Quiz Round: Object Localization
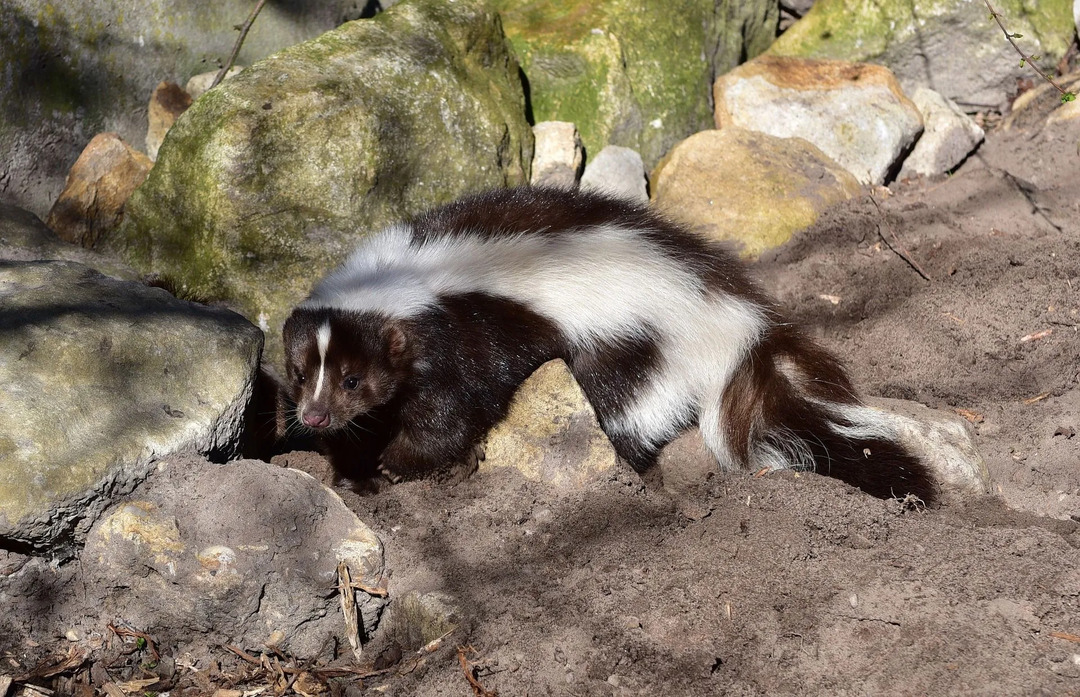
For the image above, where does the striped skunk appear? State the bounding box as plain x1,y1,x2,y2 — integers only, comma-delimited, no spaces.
282,187,935,502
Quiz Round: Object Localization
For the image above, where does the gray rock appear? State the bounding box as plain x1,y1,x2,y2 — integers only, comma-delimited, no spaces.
651,128,861,258
657,399,991,502
579,146,648,204
105,0,532,365
713,56,923,186
0,456,385,659
492,0,779,168
185,67,245,101
0,261,262,553
0,203,138,281
866,398,991,499
531,121,583,189
1,0,368,219
898,88,985,179
78,456,386,659
768,0,1076,110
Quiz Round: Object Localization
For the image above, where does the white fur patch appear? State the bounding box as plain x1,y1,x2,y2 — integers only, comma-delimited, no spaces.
313,321,332,400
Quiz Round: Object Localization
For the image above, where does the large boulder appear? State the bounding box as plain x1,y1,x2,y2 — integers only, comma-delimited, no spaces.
105,0,532,362
0,0,367,218
768,0,1075,110
0,261,262,554
79,456,386,659
0,203,138,281
492,0,778,168
651,128,862,257
713,56,923,186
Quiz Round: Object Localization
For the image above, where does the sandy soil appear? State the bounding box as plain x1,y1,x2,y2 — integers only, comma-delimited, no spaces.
267,107,1080,695
7,96,1079,697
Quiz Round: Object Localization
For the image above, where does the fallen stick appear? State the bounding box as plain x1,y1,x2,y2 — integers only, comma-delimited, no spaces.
457,645,497,697
1050,630,1080,644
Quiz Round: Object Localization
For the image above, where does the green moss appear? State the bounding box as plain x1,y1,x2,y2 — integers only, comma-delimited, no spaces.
493,0,775,166
109,0,531,364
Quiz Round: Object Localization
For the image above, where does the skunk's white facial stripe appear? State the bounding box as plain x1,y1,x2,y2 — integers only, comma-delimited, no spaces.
313,321,332,399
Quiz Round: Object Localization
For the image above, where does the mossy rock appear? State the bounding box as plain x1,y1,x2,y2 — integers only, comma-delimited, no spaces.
768,0,1075,109
107,0,532,363
492,0,778,167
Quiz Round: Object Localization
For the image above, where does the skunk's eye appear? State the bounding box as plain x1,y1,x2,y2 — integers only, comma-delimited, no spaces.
296,373,306,384
343,376,360,391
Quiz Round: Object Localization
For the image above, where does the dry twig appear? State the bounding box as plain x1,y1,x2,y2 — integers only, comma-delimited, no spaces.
13,646,87,682
337,561,365,660
211,0,269,89
1022,391,1050,405
1050,630,1080,644
869,196,932,282
457,645,497,697
107,623,160,661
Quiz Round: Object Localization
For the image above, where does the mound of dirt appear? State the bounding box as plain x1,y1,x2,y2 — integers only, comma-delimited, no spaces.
275,111,1080,696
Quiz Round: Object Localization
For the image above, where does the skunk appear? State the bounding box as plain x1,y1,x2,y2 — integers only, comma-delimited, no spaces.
282,187,935,502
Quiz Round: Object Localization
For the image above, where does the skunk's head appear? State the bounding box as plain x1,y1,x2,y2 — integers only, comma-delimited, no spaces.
282,307,412,433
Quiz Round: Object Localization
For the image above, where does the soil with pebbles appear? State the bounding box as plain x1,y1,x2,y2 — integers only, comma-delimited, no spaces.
276,108,1080,695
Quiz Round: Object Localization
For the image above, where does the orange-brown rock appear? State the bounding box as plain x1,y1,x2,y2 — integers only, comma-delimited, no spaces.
45,133,153,248
146,81,193,161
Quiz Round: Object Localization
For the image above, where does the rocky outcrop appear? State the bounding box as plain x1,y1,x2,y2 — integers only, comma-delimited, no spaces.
768,0,1076,110
0,0,367,218
713,56,923,186
106,0,532,364
651,128,861,257
0,261,262,554
492,0,778,168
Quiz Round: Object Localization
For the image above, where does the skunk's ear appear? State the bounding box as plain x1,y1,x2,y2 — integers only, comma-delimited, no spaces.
383,320,412,368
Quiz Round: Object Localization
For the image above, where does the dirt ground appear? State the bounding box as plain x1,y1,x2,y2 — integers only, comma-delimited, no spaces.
7,102,1080,697
268,106,1080,695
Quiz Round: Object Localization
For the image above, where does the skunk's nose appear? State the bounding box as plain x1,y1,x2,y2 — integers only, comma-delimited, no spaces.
302,408,331,429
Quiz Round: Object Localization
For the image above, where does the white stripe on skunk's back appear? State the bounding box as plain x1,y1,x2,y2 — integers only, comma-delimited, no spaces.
301,220,769,461
303,221,766,350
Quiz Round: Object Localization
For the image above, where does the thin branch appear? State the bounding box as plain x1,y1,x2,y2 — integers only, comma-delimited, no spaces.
982,0,1076,103
210,0,269,89
868,196,932,282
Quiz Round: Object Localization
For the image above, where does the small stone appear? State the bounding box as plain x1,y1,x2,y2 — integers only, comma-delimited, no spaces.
898,88,984,179
65,629,79,641
44,133,153,248
848,594,858,608
580,146,648,204
186,67,244,100
531,121,583,189
146,81,193,161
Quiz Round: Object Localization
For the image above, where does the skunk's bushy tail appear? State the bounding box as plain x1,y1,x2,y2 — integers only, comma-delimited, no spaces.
720,323,936,504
